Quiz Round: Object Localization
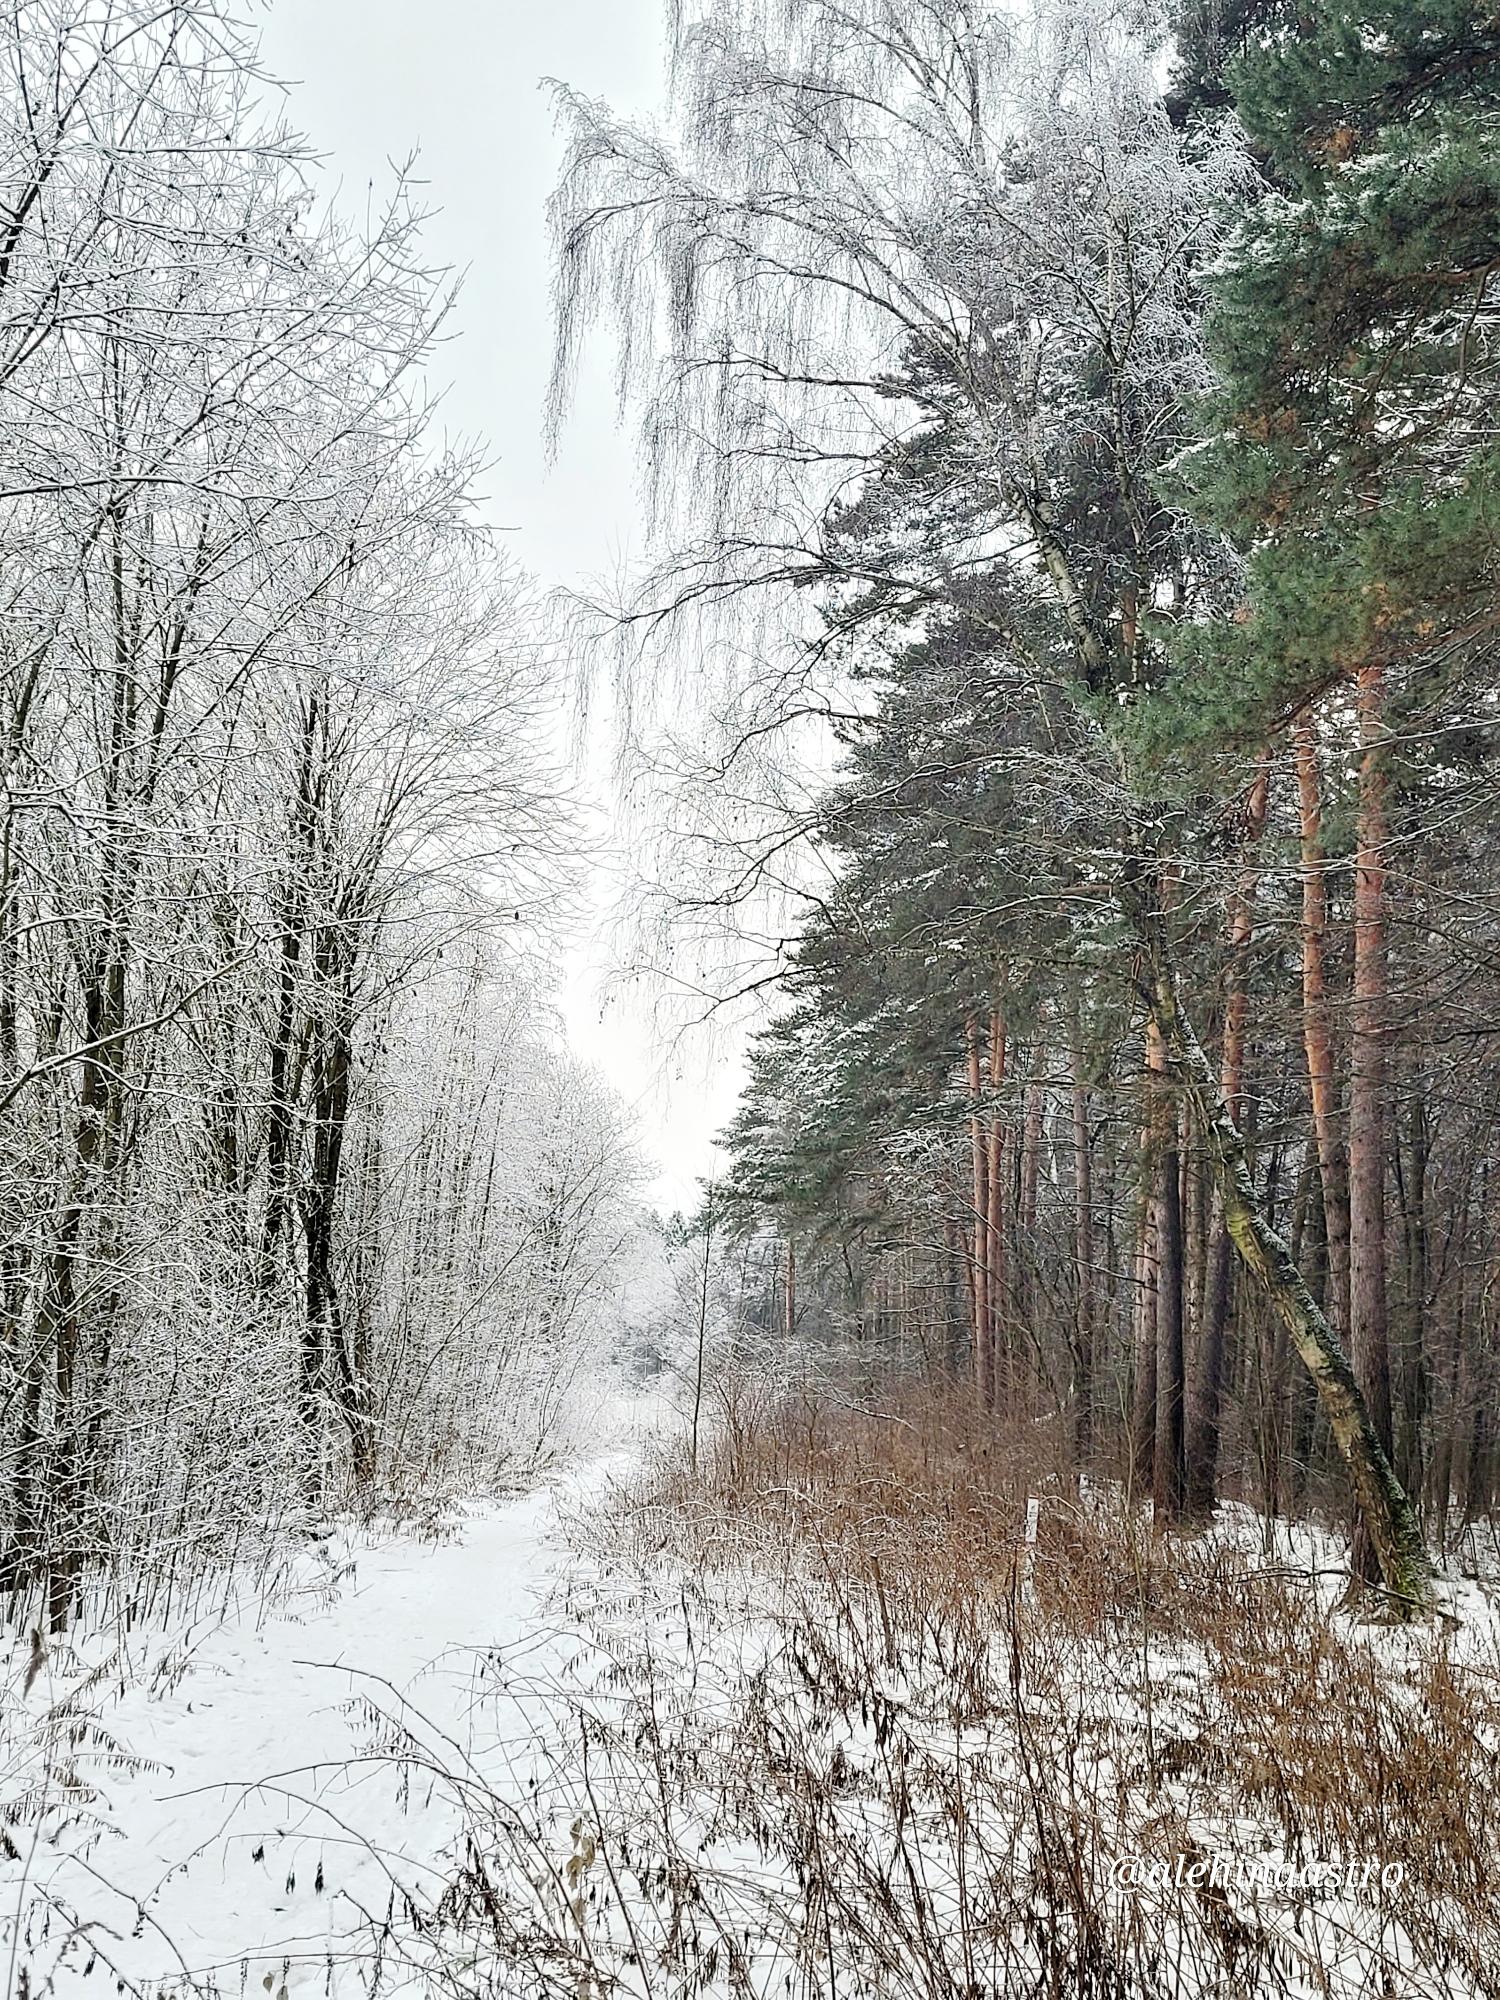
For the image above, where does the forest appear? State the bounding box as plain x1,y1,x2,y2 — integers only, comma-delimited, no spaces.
3,0,1500,1995
0,0,646,1645
549,0,1500,1614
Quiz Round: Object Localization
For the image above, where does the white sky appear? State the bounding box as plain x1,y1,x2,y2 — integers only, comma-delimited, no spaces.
254,0,747,1210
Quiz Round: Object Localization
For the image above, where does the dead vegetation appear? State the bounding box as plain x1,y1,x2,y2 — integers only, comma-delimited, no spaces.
367,1386,1500,1997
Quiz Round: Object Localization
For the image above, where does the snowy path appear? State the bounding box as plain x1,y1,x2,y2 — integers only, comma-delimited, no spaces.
4,1471,612,1998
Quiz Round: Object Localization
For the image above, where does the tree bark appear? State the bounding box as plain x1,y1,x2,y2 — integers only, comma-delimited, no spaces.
1020,1067,1044,1247
300,1010,375,1490
1129,1042,1160,1502
1348,659,1396,1580
1070,1022,1094,1466
965,1012,992,1408
1294,709,1351,1337
986,1010,1007,1397
1186,757,1269,1519
1395,1091,1430,1497
1152,1028,1187,1521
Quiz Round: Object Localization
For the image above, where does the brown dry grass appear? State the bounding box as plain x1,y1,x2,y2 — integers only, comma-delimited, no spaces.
609,1385,1500,1977
387,1384,1500,1998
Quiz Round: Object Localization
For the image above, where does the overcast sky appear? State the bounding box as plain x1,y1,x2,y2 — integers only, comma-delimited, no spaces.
255,0,746,1209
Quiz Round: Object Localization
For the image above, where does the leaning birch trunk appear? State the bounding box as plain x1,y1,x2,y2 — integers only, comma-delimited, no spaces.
1139,921,1431,1614
1186,756,1270,1520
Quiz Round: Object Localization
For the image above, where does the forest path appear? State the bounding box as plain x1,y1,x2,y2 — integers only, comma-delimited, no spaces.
6,1444,642,1998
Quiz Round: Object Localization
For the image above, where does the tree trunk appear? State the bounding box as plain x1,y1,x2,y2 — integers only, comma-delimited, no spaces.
986,1010,1007,1397
36,936,127,1628
1348,659,1395,1580
943,1216,968,1377
1186,757,1269,1519
1294,709,1351,1336
1129,1042,1160,1502
1152,1030,1187,1521
300,998,377,1494
1070,1023,1094,1465
1020,1067,1044,1247
1139,914,1431,1613
1395,1091,1430,1498
965,1012,992,1407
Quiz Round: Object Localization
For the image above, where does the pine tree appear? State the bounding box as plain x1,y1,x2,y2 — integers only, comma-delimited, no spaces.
1160,0,1500,1595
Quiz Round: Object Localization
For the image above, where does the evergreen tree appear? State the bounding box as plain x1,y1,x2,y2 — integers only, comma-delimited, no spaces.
1163,0,1500,1587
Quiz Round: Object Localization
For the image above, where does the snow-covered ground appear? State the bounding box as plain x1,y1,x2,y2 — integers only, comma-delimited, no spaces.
9,1413,1499,2000
1,1440,649,1999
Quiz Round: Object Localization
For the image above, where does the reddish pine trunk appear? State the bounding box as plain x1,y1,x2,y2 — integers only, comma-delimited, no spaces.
1349,659,1395,1579
1294,709,1351,1335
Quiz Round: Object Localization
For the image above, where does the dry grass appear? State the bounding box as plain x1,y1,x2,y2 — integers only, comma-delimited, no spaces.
633,1387,1500,1901
376,1385,1500,1998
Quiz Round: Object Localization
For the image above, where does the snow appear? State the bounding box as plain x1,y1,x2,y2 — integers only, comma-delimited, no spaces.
9,1426,1498,1999
2,1442,649,1998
